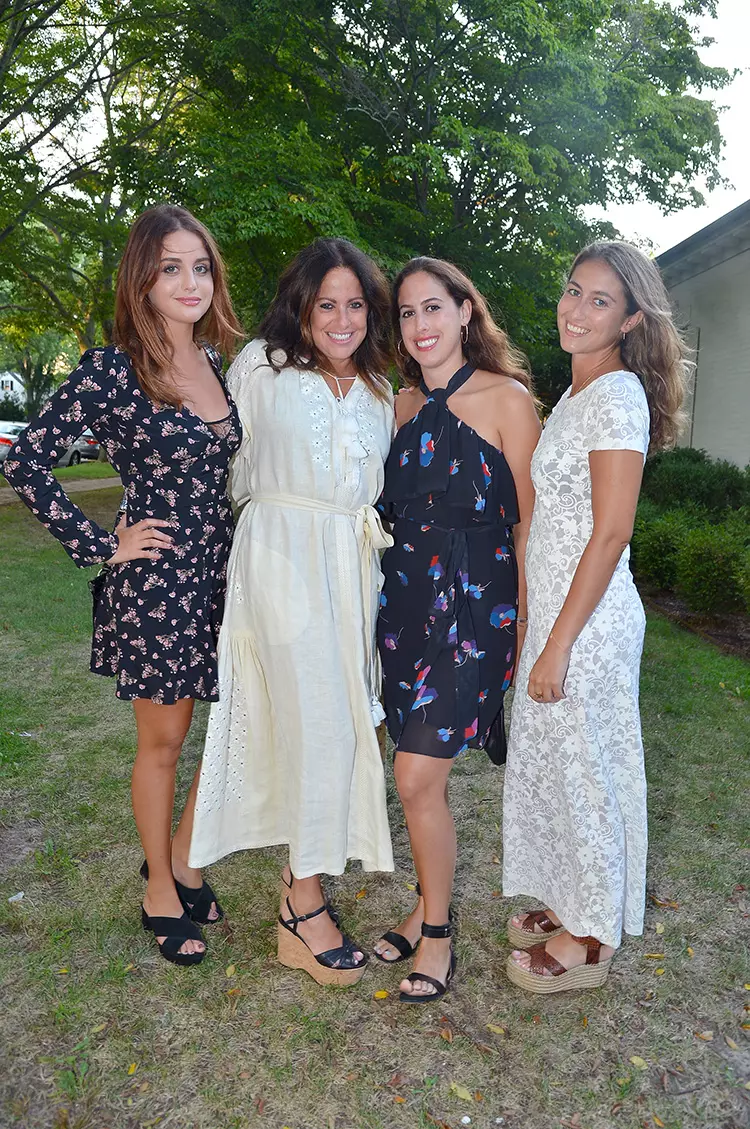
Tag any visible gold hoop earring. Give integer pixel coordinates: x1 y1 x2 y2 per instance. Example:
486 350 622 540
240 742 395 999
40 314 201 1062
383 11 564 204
397 340 406 357
461 325 469 344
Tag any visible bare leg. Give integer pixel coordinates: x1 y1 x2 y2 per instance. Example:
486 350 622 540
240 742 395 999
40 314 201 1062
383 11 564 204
171 764 219 920
132 698 204 956
393 752 455 997
279 867 364 962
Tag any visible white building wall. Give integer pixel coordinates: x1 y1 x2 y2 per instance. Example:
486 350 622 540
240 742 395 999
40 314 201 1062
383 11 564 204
669 249 750 467
0 371 24 406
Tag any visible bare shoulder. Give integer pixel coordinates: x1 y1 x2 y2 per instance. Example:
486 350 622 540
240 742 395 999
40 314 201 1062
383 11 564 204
395 386 425 429
474 369 533 402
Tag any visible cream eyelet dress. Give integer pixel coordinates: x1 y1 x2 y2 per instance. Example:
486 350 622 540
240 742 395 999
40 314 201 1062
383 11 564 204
188 340 396 879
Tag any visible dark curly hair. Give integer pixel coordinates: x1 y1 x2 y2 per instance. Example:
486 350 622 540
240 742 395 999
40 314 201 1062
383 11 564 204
258 238 392 400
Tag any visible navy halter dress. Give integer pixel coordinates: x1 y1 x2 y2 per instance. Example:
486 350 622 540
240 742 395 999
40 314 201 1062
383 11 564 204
377 363 519 762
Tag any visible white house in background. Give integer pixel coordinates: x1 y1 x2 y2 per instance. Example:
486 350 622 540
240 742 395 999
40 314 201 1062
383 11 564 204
657 199 750 468
0 371 24 406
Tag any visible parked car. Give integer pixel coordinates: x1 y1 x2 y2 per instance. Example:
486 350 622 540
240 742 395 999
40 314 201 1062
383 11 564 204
69 429 101 463
0 422 100 468
0 420 25 465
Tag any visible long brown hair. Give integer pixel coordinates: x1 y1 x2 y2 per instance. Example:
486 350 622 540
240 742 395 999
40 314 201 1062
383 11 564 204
258 238 392 401
113 205 243 406
392 257 535 399
569 242 689 453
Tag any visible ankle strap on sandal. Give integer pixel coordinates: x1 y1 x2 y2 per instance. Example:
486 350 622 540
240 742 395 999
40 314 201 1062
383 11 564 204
281 897 327 934
421 921 452 939
569 934 603 965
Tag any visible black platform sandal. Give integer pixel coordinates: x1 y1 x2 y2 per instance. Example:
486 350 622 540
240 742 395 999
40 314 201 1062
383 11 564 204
399 920 456 1003
140 860 223 925
374 882 422 964
277 897 368 987
141 906 206 966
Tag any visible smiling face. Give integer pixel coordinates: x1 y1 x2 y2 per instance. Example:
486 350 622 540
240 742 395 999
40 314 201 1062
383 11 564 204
307 266 368 372
397 271 471 372
147 230 214 330
557 257 642 357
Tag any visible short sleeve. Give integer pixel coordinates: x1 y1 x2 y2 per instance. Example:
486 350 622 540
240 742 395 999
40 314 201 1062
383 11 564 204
584 373 650 457
4 348 120 566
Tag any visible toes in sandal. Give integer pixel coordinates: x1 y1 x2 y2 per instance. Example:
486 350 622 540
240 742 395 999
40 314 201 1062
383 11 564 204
140 860 223 925
506 907 565 950
374 882 422 964
141 906 206 966
506 934 612 994
399 920 456 1004
277 897 368 987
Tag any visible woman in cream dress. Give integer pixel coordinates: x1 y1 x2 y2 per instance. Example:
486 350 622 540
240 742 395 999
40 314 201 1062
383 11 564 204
189 238 395 985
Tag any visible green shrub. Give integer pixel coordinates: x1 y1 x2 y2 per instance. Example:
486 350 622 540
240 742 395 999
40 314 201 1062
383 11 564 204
735 549 750 616
632 509 696 589
642 447 749 515
675 524 745 614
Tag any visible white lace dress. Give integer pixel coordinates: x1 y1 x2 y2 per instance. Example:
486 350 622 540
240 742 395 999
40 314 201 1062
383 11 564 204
503 370 650 948
189 340 395 879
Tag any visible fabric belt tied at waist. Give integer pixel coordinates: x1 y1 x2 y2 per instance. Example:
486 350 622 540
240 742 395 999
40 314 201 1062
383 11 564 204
248 493 394 726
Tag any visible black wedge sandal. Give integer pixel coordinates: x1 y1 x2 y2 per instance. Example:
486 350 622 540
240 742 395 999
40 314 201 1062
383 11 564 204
141 906 206 966
140 860 223 925
374 882 422 964
277 897 368 987
399 920 456 1004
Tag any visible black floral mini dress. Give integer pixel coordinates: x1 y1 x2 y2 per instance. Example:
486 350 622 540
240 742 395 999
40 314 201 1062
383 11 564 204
377 363 519 761
5 344 241 704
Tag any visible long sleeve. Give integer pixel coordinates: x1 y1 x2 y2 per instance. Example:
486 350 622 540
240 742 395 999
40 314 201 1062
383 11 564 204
4 349 120 566
226 339 268 507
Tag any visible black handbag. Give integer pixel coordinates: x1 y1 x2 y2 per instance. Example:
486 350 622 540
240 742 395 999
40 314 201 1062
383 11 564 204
479 707 507 766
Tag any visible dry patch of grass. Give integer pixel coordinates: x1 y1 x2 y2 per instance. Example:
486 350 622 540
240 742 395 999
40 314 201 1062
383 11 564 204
1 490 748 1129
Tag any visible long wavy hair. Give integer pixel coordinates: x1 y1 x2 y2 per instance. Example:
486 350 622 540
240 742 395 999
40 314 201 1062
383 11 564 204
568 242 689 452
392 257 535 399
258 238 392 401
113 205 243 406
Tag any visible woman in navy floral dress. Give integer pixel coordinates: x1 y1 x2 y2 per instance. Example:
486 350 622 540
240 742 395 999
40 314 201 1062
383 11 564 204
374 258 540 1001
5 206 242 966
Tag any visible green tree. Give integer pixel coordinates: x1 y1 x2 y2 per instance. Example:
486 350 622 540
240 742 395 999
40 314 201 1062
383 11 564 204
170 0 730 391
0 0 734 402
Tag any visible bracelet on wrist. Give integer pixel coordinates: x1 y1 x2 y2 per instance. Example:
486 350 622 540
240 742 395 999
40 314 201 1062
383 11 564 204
549 629 572 653
517 616 528 625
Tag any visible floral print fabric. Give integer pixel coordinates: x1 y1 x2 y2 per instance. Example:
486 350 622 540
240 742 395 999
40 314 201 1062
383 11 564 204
503 369 651 948
377 363 519 760
5 344 241 704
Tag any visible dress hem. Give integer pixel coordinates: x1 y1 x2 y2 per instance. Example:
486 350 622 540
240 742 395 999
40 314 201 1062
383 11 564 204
90 665 220 704
189 834 395 876
501 880 644 949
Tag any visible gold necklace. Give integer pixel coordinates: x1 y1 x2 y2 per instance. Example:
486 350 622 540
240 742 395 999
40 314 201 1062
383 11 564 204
570 369 601 397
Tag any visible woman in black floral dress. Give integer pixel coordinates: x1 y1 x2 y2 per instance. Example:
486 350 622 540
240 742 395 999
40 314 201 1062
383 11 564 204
5 205 243 965
373 258 540 1001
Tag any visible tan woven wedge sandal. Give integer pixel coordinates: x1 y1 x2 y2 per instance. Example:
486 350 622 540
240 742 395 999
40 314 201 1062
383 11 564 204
506 908 566 950
506 934 613 994
277 896 368 987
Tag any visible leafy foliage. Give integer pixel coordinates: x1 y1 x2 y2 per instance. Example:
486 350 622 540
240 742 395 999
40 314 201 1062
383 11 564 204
0 0 734 398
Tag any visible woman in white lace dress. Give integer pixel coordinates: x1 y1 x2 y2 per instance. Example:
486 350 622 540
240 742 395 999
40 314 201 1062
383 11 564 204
503 242 688 993
189 239 395 986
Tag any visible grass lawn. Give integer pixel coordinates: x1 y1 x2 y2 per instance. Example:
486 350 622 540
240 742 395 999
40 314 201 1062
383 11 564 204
1 487 748 1129
1 461 120 484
